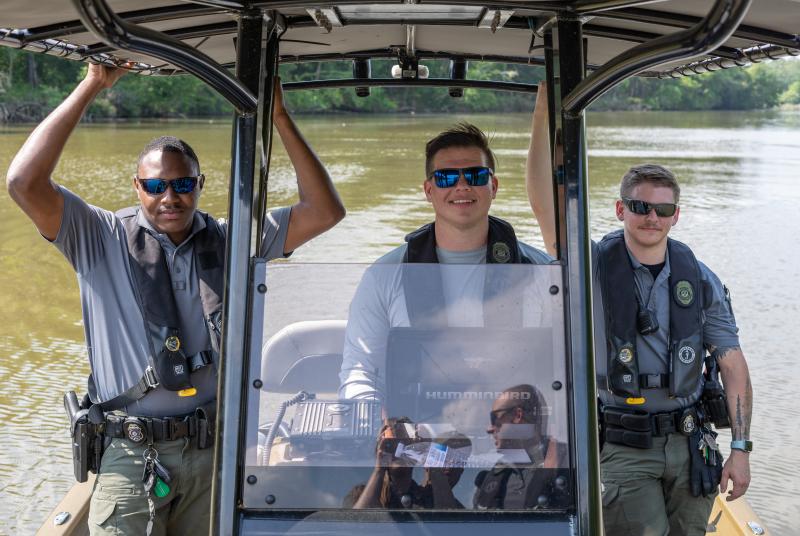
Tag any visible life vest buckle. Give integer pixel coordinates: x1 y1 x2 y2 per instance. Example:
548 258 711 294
144 366 159 389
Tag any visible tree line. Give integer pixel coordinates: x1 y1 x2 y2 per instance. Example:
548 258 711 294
1 48 799 123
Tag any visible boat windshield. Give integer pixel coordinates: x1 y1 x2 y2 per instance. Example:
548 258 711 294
243 260 573 513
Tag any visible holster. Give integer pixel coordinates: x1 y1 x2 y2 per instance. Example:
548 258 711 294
195 399 217 449
701 356 730 429
64 391 105 483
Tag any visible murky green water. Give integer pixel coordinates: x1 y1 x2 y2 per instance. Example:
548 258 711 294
1 110 798 534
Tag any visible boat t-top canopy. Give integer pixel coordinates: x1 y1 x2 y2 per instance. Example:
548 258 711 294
2 1 799 111
4 2 796 536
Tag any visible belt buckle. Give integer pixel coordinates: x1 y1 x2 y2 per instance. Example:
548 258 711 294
123 417 147 444
163 417 179 441
165 416 193 441
652 413 672 436
644 374 662 389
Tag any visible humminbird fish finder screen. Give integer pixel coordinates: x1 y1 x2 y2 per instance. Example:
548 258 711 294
244 262 572 512
385 327 554 431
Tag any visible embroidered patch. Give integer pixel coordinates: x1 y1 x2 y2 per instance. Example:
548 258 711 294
492 242 511 263
674 280 694 307
678 345 696 364
165 335 181 352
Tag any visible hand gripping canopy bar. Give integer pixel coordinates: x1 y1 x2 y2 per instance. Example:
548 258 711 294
71 0 257 112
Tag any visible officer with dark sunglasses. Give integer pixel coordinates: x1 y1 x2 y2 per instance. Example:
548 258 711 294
6 64 344 536
474 384 568 510
527 84 752 536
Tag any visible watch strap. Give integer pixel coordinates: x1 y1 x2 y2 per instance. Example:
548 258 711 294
730 439 752 452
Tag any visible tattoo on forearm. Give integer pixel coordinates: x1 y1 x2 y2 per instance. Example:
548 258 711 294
731 377 753 441
713 346 740 361
735 396 743 434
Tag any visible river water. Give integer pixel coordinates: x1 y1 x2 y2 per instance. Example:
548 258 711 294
1 110 798 534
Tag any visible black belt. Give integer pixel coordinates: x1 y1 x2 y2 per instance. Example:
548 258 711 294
603 407 698 449
597 373 670 390
104 413 201 443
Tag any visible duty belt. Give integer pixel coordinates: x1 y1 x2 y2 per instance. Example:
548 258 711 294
104 413 211 446
602 407 699 449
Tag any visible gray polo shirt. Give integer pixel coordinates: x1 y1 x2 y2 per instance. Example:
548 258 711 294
592 238 740 413
53 186 290 417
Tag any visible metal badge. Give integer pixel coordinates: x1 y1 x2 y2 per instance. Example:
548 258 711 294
618 347 634 364
165 335 181 352
674 280 694 307
678 345 696 364
491 242 511 263
124 419 147 444
680 413 696 434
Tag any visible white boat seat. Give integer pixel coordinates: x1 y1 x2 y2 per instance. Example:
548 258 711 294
260 320 346 395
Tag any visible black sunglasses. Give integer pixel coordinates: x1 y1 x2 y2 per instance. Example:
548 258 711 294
622 198 678 217
489 407 518 427
429 166 493 188
137 175 202 196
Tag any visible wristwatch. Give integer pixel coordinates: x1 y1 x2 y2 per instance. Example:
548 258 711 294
730 440 753 452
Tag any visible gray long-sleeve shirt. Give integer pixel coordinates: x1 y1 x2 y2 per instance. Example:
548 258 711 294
339 241 553 401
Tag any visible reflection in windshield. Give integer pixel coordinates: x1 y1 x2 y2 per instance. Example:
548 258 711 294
343 419 472 509
247 263 571 512
474 384 570 509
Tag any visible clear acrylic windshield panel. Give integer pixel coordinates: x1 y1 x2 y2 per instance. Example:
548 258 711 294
244 262 572 512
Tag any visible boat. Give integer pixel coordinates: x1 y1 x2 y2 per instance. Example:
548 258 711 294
4 0 795 535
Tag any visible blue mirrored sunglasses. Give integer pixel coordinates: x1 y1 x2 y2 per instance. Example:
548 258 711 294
429 166 493 188
137 176 201 195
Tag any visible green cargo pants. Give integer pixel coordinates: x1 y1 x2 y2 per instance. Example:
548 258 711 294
600 433 716 536
88 436 213 535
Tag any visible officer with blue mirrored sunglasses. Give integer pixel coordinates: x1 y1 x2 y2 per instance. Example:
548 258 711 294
340 123 552 404
6 64 345 536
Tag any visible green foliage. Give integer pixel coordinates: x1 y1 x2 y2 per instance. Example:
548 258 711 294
593 58 800 111
781 81 800 104
1 48 799 122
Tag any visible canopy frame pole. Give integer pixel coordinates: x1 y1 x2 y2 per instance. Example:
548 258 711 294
71 0 256 112
562 0 753 114
550 15 602 535
255 15 281 246
211 11 278 536
282 78 539 93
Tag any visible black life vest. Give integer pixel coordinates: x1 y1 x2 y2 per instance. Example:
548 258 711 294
473 440 569 509
91 207 225 411
401 216 531 328
597 229 705 399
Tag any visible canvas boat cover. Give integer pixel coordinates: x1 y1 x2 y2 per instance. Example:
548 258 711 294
2 1 798 78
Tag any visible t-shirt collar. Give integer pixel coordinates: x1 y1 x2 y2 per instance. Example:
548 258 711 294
135 207 206 249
